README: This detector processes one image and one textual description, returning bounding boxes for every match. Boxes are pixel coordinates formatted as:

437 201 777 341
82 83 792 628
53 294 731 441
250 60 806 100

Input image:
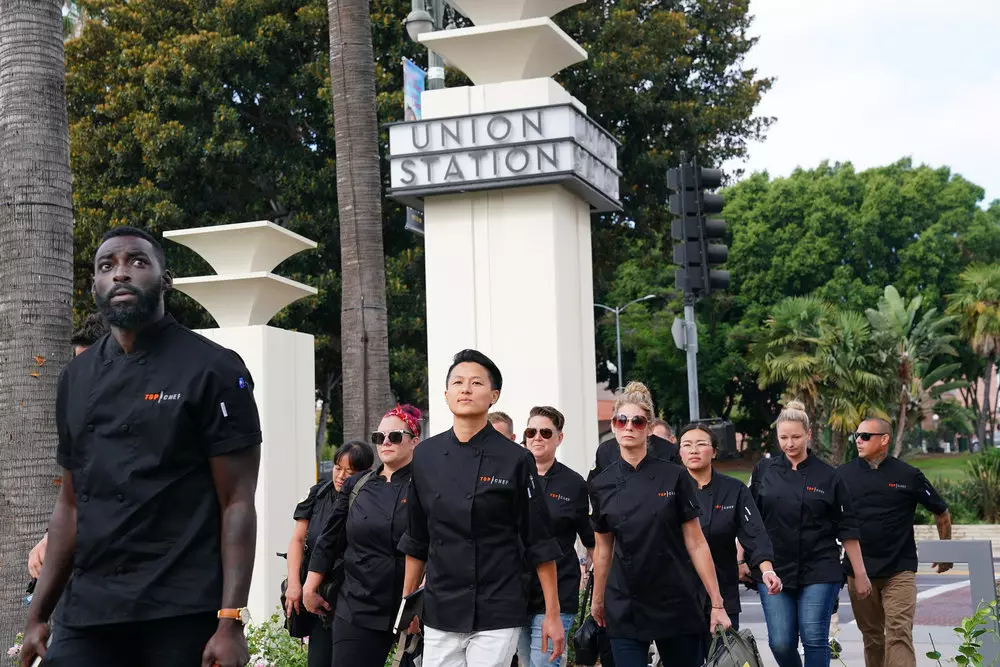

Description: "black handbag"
280 575 311 638
572 571 603 666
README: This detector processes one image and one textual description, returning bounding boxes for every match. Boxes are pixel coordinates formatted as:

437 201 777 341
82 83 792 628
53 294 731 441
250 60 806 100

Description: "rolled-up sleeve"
736 485 774 568
398 474 429 561
833 472 861 541
519 454 561 566
308 480 350 574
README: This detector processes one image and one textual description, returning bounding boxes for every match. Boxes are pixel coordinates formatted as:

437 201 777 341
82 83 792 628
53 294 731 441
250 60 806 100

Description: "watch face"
239 608 252 626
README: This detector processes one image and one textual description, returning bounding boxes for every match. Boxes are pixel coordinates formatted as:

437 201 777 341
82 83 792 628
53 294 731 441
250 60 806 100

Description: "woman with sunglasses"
590 382 730 667
516 406 594 667
677 423 781 630
749 400 869 667
284 440 374 667
302 405 421 667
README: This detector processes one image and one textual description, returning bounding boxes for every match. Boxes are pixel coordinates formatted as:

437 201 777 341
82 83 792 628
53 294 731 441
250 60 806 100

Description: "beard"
95 282 163 329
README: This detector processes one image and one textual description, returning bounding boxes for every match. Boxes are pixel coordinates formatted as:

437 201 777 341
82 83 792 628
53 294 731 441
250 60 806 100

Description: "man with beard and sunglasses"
838 417 952 667
21 227 262 667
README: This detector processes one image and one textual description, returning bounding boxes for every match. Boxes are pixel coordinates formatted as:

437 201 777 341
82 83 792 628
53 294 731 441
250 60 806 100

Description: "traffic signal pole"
683 294 700 421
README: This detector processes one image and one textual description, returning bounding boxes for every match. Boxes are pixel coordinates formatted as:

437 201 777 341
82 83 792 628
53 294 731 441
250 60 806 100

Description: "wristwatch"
218 608 251 626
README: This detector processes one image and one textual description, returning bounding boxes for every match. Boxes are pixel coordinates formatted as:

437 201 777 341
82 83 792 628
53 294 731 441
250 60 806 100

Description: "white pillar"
164 221 318 624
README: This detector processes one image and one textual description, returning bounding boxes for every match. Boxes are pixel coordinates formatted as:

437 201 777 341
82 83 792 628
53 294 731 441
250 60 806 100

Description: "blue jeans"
609 634 706 667
517 613 575 667
758 582 840 667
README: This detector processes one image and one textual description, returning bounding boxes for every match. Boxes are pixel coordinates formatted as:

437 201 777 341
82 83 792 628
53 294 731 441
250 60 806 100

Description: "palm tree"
867 285 959 457
326 0 393 439
947 264 1000 449
0 0 74 643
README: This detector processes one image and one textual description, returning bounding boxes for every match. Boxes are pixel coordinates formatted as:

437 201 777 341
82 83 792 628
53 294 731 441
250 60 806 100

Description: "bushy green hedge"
915 448 1000 525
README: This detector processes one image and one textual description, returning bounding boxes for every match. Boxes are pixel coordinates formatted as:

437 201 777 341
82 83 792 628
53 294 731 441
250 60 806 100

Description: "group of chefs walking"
287 349 954 667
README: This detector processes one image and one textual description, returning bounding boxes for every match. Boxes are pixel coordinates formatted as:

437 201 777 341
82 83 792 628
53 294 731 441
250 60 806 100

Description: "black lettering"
505 148 530 174
420 156 440 182
537 144 559 170
522 110 543 139
441 121 462 148
468 150 488 178
412 124 431 150
401 159 418 185
487 115 512 142
444 156 466 181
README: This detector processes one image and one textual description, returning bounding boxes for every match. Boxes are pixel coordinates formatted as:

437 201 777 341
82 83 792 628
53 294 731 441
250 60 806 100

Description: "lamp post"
405 0 447 90
595 294 659 390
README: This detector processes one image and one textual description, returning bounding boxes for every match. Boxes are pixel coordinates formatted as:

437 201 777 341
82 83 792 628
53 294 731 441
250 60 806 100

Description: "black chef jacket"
693 470 774 615
55 314 262 627
308 464 411 632
749 453 860 589
590 434 679 482
838 456 948 579
526 461 595 616
590 455 706 641
398 423 561 633
293 480 339 584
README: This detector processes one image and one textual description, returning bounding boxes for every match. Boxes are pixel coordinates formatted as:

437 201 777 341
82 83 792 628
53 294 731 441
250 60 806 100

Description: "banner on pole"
403 58 426 235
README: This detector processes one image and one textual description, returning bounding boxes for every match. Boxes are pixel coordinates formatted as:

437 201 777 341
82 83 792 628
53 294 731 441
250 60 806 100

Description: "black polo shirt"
838 456 948 579
398 423 561 633
54 314 262 627
590 455 705 641
293 480 339 583
749 454 860 589
526 461 595 616
589 434 679 482
693 470 774 615
308 464 411 632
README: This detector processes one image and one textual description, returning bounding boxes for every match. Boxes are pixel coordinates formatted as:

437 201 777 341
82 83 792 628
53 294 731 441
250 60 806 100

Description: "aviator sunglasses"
853 431 888 442
612 414 648 429
370 430 414 445
524 427 555 440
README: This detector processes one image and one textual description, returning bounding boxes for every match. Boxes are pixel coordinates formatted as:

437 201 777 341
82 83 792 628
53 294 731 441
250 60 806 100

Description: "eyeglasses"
370 430 414 445
612 414 648 429
524 427 555 440
854 432 888 441
679 441 714 450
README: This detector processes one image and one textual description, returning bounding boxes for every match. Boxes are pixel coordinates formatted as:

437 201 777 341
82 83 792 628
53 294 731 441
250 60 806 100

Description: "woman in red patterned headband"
372 404 421 468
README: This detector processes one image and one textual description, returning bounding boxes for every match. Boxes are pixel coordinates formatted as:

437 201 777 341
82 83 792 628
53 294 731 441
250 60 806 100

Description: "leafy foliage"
246 611 308 667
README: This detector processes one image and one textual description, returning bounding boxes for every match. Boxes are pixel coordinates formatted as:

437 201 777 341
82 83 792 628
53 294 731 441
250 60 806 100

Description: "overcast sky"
728 0 1000 205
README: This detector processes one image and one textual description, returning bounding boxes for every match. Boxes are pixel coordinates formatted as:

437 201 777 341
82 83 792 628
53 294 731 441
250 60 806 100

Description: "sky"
728 0 1000 205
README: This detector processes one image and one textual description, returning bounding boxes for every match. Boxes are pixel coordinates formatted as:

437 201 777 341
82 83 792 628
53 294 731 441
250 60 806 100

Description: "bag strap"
349 470 376 511
578 568 594 625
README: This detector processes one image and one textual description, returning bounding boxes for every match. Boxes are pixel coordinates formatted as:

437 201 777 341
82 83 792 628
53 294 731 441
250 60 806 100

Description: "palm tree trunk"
893 389 908 458
980 356 995 452
0 0 74 644
830 429 847 466
326 0 392 440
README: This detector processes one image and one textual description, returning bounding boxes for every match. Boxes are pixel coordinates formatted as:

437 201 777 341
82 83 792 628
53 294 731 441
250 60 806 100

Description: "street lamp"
405 0 447 90
595 294 659 390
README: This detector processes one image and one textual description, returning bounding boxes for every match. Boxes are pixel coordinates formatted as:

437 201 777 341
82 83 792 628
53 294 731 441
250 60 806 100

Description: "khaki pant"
848 570 917 667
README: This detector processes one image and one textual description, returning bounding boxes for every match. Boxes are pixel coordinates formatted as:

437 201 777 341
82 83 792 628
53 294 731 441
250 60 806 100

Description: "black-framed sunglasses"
370 430 414 445
524 427 555 440
854 431 888 441
612 414 648 429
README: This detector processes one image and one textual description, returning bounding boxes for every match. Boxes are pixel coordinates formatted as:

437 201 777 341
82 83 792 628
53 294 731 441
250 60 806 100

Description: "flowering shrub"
7 633 22 662
246 611 308 667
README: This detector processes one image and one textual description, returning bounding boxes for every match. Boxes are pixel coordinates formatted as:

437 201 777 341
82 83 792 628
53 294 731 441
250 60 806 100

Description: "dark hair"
862 416 892 435
679 423 718 449
99 226 167 269
70 313 109 347
529 406 565 431
650 418 673 437
487 411 514 430
334 440 375 472
446 349 503 392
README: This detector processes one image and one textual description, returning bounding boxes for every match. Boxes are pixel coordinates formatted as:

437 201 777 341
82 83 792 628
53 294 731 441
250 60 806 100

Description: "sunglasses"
370 430 414 445
612 414 648 429
854 432 888 441
524 427 555 440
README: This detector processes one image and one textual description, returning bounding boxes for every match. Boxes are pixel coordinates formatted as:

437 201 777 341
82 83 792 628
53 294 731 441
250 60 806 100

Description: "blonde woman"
589 382 729 667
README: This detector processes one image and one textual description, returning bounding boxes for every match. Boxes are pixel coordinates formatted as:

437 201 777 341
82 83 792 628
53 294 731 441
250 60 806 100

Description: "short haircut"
650 418 673 437
487 411 514 430
446 349 503 392
70 313 109 347
99 226 167 269
862 416 893 435
334 440 375 472
529 405 565 431
679 423 718 449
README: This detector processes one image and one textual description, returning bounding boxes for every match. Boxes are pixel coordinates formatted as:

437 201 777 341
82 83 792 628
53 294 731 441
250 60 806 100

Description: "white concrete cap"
447 0 584 25
419 18 587 85
172 273 318 328
163 221 317 275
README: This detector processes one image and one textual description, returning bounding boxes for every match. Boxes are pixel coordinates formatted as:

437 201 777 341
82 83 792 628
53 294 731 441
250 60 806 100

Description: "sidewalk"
741 622 963 667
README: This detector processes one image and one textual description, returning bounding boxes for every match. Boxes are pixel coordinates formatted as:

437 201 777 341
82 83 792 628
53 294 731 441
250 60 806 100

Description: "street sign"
672 317 685 351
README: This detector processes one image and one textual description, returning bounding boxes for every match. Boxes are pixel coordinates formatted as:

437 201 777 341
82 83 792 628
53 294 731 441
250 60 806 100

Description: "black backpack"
703 627 763 667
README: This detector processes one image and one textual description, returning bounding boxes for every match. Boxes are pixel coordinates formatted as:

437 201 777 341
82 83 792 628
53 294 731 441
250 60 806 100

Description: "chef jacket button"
465 494 472 500
87 424 94 432
81 494 89 503
121 424 130 432
467 538 473 545
74 567 83 576
115 566 123 575
103 360 112 366
436 493 441 499
117 493 124 502
468 584 475 590
138 359 146 365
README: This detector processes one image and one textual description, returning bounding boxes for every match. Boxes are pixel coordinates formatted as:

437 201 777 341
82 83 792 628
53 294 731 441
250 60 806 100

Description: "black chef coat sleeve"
308 477 351 574
520 453 561 566
55 368 74 470
590 483 611 535
914 471 949 515
675 470 702 523
833 472 861 542
197 350 263 457
398 474 429 561
293 483 323 522
735 484 774 568
574 476 596 550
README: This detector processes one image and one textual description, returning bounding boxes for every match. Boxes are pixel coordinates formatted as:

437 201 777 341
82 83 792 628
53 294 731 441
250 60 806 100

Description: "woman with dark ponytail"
303 404 422 666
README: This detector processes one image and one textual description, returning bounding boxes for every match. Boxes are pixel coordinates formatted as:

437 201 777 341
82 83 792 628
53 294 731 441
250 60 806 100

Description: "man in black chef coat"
20 226 262 667
839 417 952 667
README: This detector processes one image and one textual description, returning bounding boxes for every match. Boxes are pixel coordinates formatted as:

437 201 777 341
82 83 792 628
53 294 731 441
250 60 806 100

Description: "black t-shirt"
55 315 262 627
838 456 948 578
590 455 705 641
526 461 595 615
398 423 560 633
293 480 338 583
693 470 773 614
590 434 679 483
750 454 860 589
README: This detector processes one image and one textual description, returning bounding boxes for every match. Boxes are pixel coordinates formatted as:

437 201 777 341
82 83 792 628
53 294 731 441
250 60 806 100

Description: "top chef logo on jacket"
144 391 183 402
888 482 908 490
479 475 510 486
656 490 676 498
805 485 826 494
549 492 572 502
714 504 735 511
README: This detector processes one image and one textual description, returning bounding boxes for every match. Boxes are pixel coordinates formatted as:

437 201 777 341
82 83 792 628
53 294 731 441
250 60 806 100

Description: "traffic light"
668 159 730 298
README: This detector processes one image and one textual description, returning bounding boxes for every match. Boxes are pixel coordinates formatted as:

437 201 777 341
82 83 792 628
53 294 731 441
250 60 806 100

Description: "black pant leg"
653 633 708 667
135 613 218 667
331 615 395 667
42 624 126 667
308 614 334 667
